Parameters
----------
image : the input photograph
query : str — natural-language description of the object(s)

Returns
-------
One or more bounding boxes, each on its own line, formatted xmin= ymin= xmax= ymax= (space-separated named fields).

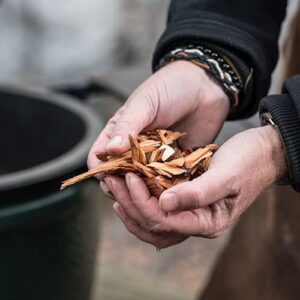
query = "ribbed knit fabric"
xmin=152 ymin=0 xmax=287 ymax=120
xmin=259 ymin=76 xmax=300 ymax=192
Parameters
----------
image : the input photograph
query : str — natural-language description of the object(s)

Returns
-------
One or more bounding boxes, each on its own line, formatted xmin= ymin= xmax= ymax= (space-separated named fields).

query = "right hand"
xmin=88 ymin=60 xmax=230 ymax=171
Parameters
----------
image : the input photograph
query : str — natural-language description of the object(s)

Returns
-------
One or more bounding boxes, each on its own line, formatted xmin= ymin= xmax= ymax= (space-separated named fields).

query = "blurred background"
xmin=0 ymin=0 xmax=298 ymax=299
xmin=0 ymin=0 xmax=167 ymax=86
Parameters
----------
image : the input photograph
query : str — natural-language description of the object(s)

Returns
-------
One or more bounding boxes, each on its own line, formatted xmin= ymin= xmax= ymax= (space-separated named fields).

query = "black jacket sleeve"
xmin=260 ymin=76 xmax=300 ymax=192
xmin=153 ymin=0 xmax=287 ymax=119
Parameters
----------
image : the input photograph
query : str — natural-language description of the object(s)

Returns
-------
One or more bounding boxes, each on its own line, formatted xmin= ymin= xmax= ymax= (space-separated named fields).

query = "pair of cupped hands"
xmin=88 ymin=61 xmax=286 ymax=249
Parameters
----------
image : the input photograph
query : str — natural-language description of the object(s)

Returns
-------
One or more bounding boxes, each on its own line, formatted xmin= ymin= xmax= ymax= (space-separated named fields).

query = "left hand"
xmin=105 ymin=125 xmax=287 ymax=249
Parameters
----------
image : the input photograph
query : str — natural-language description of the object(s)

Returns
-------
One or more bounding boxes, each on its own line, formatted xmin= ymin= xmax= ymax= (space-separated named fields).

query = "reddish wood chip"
xmin=61 ymin=130 xmax=219 ymax=195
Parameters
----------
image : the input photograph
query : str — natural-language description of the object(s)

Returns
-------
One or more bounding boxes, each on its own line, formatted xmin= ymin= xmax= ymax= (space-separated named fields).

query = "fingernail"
xmin=160 ymin=193 xmax=179 ymax=212
xmin=100 ymin=181 xmax=114 ymax=199
xmin=113 ymin=202 xmax=125 ymax=221
xmin=125 ymin=173 xmax=133 ymax=186
xmin=106 ymin=135 xmax=123 ymax=150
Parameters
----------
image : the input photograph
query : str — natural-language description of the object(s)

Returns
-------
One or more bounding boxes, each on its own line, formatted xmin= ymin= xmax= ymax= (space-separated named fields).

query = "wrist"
xmin=163 ymin=60 xmax=230 ymax=113
xmin=155 ymin=44 xmax=242 ymax=108
xmin=258 ymin=125 xmax=288 ymax=181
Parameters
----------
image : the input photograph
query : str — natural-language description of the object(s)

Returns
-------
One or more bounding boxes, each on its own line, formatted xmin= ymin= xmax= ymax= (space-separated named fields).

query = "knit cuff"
xmin=260 ymin=94 xmax=300 ymax=192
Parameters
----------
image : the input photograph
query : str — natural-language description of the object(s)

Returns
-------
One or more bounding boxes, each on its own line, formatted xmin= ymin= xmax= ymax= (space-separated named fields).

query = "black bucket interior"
xmin=0 ymin=91 xmax=86 ymax=175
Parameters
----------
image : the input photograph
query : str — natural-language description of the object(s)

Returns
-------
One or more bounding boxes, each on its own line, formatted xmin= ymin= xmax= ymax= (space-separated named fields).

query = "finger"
xmin=87 ymin=125 xmax=114 ymax=181
xmin=125 ymin=173 xmax=167 ymax=226
xmin=104 ymin=175 xmax=145 ymax=225
xmin=156 ymin=209 xmax=213 ymax=236
xmin=99 ymin=181 xmax=114 ymax=200
xmin=113 ymin=202 xmax=186 ymax=248
xmin=87 ymin=117 xmax=118 ymax=168
xmin=87 ymin=109 xmax=124 ymax=179
xmin=159 ymin=168 xmax=240 ymax=212
xmin=105 ymin=97 xmax=158 ymax=155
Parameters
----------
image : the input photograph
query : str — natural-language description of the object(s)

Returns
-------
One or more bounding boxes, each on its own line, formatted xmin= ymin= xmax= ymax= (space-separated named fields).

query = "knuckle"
xmin=200 ymin=225 xmax=224 ymax=239
xmin=190 ymin=187 xmax=203 ymax=209
xmin=148 ymin=220 xmax=170 ymax=234
xmin=106 ymin=116 xmax=118 ymax=128
xmin=125 ymin=220 xmax=139 ymax=234
xmin=117 ymin=116 xmax=133 ymax=128
xmin=205 ymin=230 xmax=223 ymax=239
xmin=226 ymin=174 xmax=241 ymax=196
xmin=143 ymin=92 xmax=159 ymax=122
xmin=148 ymin=223 xmax=163 ymax=234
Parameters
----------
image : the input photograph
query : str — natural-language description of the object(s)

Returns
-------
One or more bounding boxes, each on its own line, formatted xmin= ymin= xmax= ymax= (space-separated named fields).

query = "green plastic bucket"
xmin=0 ymin=86 xmax=102 ymax=300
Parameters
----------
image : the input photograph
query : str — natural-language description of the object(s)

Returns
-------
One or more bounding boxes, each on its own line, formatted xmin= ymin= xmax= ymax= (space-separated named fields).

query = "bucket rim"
xmin=0 ymin=85 xmax=102 ymax=193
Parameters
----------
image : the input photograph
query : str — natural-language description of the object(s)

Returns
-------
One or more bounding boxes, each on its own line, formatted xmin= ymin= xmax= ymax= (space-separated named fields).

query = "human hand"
xmin=106 ymin=125 xmax=286 ymax=248
xmin=88 ymin=60 xmax=229 ymax=172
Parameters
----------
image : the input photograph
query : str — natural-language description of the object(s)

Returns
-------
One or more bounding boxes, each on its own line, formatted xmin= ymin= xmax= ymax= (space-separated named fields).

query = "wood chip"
xmin=149 ymin=148 xmax=165 ymax=163
xmin=158 ymin=130 xmax=186 ymax=145
xmin=147 ymin=162 xmax=187 ymax=176
xmin=159 ymin=144 xmax=175 ymax=161
xmin=165 ymin=157 xmax=185 ymax=168
xmin=133 ymin=161 xmax=156 ymax=178
xmin=61 ymin=130 xmax=218 ymax=195
xmin=203 ymin=156 xmax=212 ymax=171
xmin=184 ymin=146 xmax=215 ymax=169
xmin=96 ymin=152 xmax=109 ymax=162
xmin=144 ymin=177 xmax=165 ymax=198
xmin=129 ymin=135 xmax=147 ymax=165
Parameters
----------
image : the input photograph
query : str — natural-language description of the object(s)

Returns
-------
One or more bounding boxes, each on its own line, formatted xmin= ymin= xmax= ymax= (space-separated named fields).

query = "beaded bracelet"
xmin=155 ymin=45 xmax=243 ymax=108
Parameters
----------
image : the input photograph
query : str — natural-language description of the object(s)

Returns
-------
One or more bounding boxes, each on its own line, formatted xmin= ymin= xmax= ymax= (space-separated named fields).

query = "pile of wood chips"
xmin=61 ymin=130 xmax=218 ymax=198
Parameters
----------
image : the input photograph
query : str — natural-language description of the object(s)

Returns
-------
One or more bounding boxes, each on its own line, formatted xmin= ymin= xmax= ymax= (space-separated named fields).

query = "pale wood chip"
xmin=207 ymin=144 xmax=219 ymax=152
xmin=140 ymin=140 xmax=162 ymax=153
xmin=159 ymin=144 xmax=175 ymax=161
xmin=61 ymin=130 xmax=218 ymax=194
xmin=129 ymin=135 xmax=147 ymax=165
xmin=184 ymin=146 xmax=214 ymax=169
xmin=202 ymin=156 xmax=212 ymax=171
xmin=157 ymin=130 xmax=186 ymax=145
xmin=165 ymin=157 xmax=185 ymax=168
xmin=149 ymin=148 xmax=165 ymax=163
xmin=147 ymin=162 xmax=187 ymax=176
xmin=133 ymin=161 xmax=156 ymax=178
xmin=106 ymin=151 xmax=131 ymax=162
xmin=140 ymin=140 xmax=161 ymax=147
xmin=155 ymin=175 xmax=173 ymax=189
xmin=60 ymin=160 xmax=135 ymax=189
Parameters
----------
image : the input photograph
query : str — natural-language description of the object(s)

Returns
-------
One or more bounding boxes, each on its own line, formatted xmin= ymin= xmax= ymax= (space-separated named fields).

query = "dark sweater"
xmin=153 ymin=0 xmax=300 ymax=191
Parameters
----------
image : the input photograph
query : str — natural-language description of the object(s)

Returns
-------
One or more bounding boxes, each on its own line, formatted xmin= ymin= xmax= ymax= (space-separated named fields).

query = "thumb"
xmin=159 ymin=168 xmax=239 ymax=212
xmin=105 ymin=97 xmax=157 ymax=155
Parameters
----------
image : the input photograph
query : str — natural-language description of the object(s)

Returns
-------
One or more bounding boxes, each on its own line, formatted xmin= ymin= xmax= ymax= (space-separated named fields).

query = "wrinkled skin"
xmin=87 ymin=61 xmax=287 ymax=249
xmin=103 ymin=126 xmax=286 ymax=248
xmin=88 ymin=61 xmax=229 ymax=172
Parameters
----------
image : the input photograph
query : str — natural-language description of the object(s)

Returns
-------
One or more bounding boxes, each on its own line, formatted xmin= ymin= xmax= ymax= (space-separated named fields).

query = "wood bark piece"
xmin=61 ymin=130 xmax=219 ymax=197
